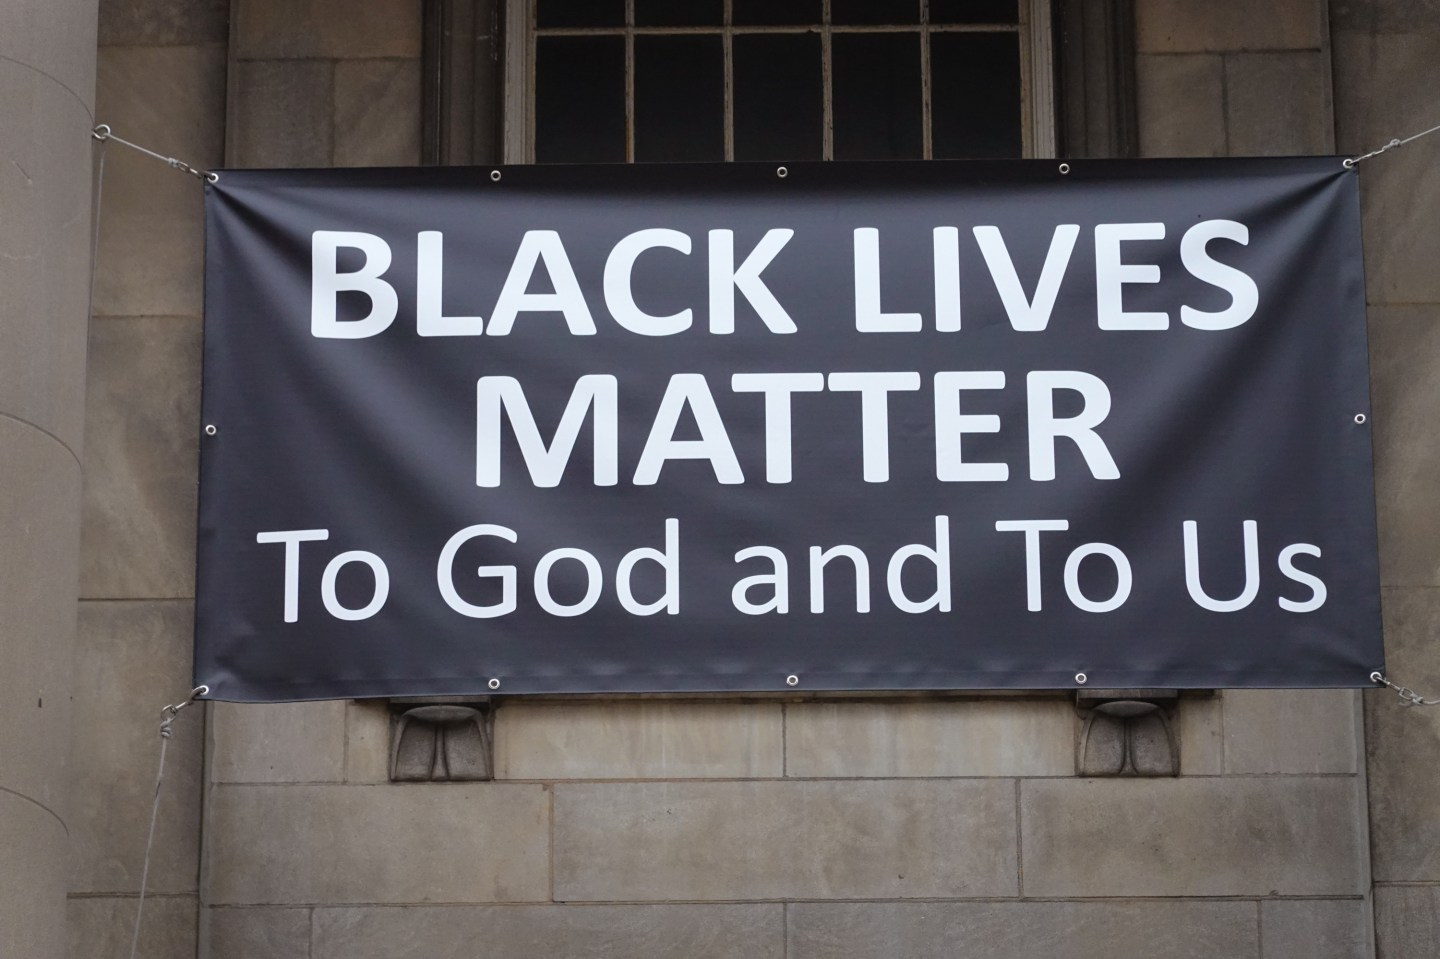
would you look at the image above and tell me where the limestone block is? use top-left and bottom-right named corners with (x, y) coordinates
top-left (1020, 777), bottom-right (1366, 896)
top-left (787, 900), bottom-right (1259, 959)
top-left (1332, 0), bottom-right (1440, 34)
top-left (1137, 0), bottom-right (1324, 53)
top-left (1260, 899), bottom-right (1369, 959)
top-left (1136, 54), bottom-right (1226, 157)
top-left (0, 793), bottom-right (68, 959)
top-left (1375, 884), bottom-right (1440, 959)
top-left (312, 904), bottom-right (784, 959)
top-left (1225, 53), bottom-right (1333, 156)
top-left (94, 44), bottom-right (226, 318)
top-left (0, 61), bottom-right (96, 450)
top-left (553, 780), bottom-right (1017, 901)
top-left (0, 420), bottom-right (81, 815)
top-left (334, 59), bottom-right (422, 167)
top-left (495, 702), bottom-right (783, 780)
top-left (99, 0), bottom-right (228, 46)
top-left (211, 701), bottom-right (347, 783)
top-left (228, 60), bottom-right (334, 168)
top-left (1366, 306), bottom-right (1440, 586)
top-left (206, 906), bottom-right (311, 959)
top-left (1177, 695), bottom-right (1222, 775)
top-left (345, 700), bottom-right (393, 783)
top-left (67, 896), bottom-right (196, 959)
top-left (207, 783), bottom-right (549, 903)
top-left (80, 316), bottom-right (201, 599)
top-left (1368, 587), bottom-right (1440, 881)
top-left (785, 699), bottom-right (1073, 778)
top-left (1334, 32), bottom-right (1440, 304)
top-left (69, 601), bottom-right (202, 895)
top-left (234, 0), bottom-right (422, 59)
top-left (1222, 690), bottom-right (1359, 774)
top-left (0, 0), bottom-right (99, 110)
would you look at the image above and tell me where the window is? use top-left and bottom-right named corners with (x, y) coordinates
top-left (503, 0), bottom-right (1055, 163)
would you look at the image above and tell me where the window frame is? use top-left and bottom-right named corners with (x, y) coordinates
top-left (502, 0), bottom-right (1056, 163)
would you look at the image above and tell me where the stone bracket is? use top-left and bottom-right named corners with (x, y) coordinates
top-left (1076, 688), bottom-right (1179, 777)
top-left (389, 701), bottom-right (493, 781)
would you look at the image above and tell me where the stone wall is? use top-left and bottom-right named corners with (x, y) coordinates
top-left (69, 0), bottom-right (1440, 956)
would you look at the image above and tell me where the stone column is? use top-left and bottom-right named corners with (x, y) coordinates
top-left (0, 1), bottom-right (98, 957)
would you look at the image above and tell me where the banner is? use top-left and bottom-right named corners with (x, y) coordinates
top-left (197, 158), bottom-right (1381, 701)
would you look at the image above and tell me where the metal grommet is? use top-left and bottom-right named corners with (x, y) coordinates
top-left (1075, 672), bottom-right (1088, 685)
top-left (1354, 413), bottom-right (1367, 425)
top-left (1370, 671), bottom-right (1385, 684)
top-left (785, 674), bottom-right (799, 687)
top-left (1343, 158), bottom-right (1356, 169)
top-left (204, 424), bottom-right (217, 436)
top-left (1058, 162), bottom-right (1071, 175)
top-left (487, 678), bottom-right (501, 690)
top-left (490, 169), bottom-right (502, 182)
top-left (92, 123), bottom-right (111, 141)
top-left (207, 171), bottom-right (220, 184)
top-left (776, 166), bottom-right (788, 179)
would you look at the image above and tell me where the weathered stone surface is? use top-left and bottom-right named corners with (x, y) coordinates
top-left (1136, 54), bottom-right (1226, 157)
top-left (229, 60), bottom-right (333, 168)
top-left (787, 900), bottom-right (1259, 959)
top-left (0, 420), bottom-right (81, 815)
top-left (1334, 32), bottom-right (1440, 305)
top-left (1260, 899), bottom-right (1369, 959)
top-left (553, 780), bottom-right (1016, 901)
top-left (211, 701), bottom-right (346, 784)
top-left (1178, 695), bottom-right (1222, 775)
top-left (80, 316), bottom-right (201, 599)
top-left (69, 601), bottom-right (202, 895)
top-left (495, 702), bottom-right (783, 780)
top-left (206, 906), bottom-right (311, 959)
top-left (0, 792), bottom-right (69, 959)
top-left (207, 784), bottom-right (549, 904)
top-left (1020, 778), bottom-right (1366, 896)
top-left (67, 895), bottom-right (196, 959)
top-left (1332, 0), bottom-right (1440, 34)
top-left (391, 705), bottom-right (492, 781)
top-left (1223, 690), bottom-right (1359, 774)
top-left (1375, 884), bottom-right (1440, 959)
top-left (1225, 53), bottom-right (1333, 155)
top-left (99, 0), bottom-right (229, 46)
top-left (1367, 307), bottom-right (1440, 586)
top-left (0, 0), bottom-right (99, 111)
top-left (234, 0), bottom-right (422, 59)
top-left (312, 904), bottom-right (784, 959)
top-left (785, 700), bottom-right (1072, 778)
top-left (1137, 0), bottom-right (1323, 53)
top-left (94, 44), bottom-right (226, 318)
top-left (345, 700), bottom-right (392, 783)
top-left (1368, 588), bottom-right (1440, 882)
top-left (334, 59), bottom-right (422, 167)
top-left (0, 61), bottom-right (96, 450)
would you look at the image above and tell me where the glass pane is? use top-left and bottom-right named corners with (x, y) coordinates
top-left (832, 32), bottom-right (923, 159)
top-left (537, 0), bottom-right (624, 28)
top-left (734, 34), bottom-right (823, 161)
top-left (931, 31), bottom-right (1022, 158)
top-left (635, 0), bottom-right (724, 26)
top-left (635, 36), bottom-right (725, 161)
top-left (535, 37), bottom-right (626, 162)
top-left (732, 0), bottom-right (821, 25)
top-left (930, 0), bottom-right (1018, 24)
top-left (831, 0), bottom-right (919, 25)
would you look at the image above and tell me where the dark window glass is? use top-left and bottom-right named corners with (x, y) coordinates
top-left (734, 34), bottom-right (823, 161)
top-left (832, 32), bottom-right (922, 159)
top-left (930, 0), bottom-right (1018, 24)
top-left (732, 0), bottom-right (821, 25)
top-left (635, 0), bottom-right (724, 26)
top-left (831, 0), bottom-right (919, 25)
top-left (931, 31), bottom-right (1022, 157)
top-left (635, 36), bottom-right (725, 161)
top-left (536, 37), bottom-right (626, 162)
top-left (537, 0), bottom-right (624, 29)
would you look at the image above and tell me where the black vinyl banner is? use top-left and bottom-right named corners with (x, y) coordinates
top-left (198, 158), bottom-right (1382, 702)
